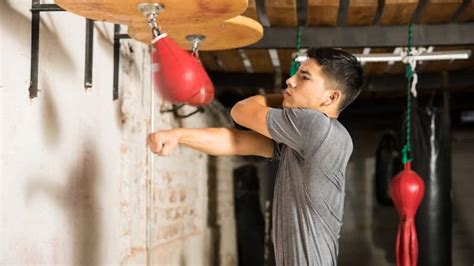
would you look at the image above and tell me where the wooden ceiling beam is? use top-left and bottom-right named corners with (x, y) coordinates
top-left (307, 0), bottom-right (340, 26)
top-left (420, 0), bottom-right (463, 23)
top-left (451, 0), bottom-right (472, 22)
top-left (347, 0), bottom-right (379, 26)
top-left (296, 0), bottom-right (309, 25)
top-left (248, 23), bottom-right (474, 48)
top-left (265, 0), bottom-right (298, 26)
top-left (244, 49), bottom-right (274, 73)
top-left (380, 0), bottom-right (419, 24)
top-left (411, 0), bottom-right (428, 23)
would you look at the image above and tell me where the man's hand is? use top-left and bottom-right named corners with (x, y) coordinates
top-left (147, 130), bottom-right (180, 156)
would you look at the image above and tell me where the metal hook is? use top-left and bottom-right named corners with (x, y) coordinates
top-left (186, 34), bottom-right (205, 56)
top-left (137, 3), bottom-right (165, 38)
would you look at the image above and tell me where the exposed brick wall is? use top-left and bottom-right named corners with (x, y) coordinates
top-left (118, 44), bottom-right (237, 264)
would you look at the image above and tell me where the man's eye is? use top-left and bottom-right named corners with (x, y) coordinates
top-left (302, 76), bottom-right (310, 80)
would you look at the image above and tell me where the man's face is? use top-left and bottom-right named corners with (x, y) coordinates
top-left (282, 59), bottom-right (331, 110)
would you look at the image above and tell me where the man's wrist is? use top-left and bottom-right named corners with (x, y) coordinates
top-left (174, 128), bottom-right (185, 144)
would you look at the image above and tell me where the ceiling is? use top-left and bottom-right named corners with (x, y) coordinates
top-left (199, 0), bottom-right (474, 129)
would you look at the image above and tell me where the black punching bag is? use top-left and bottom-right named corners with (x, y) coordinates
top-left (233, 164), bottom-right (264, 266)
top-left (411, 93), bottom-right (452, 266)
top-left (375, 132), bottom-right (402, 206)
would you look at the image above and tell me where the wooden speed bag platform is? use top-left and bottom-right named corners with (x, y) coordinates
top-left (54, 0), bottom-right (248, 25)
top-left (128, 15), bottom-right (263, 50)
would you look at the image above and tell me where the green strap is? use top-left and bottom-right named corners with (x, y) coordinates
top-left (402, 24), bottom-right (413, 164)
top-left (289, 26), bottom-right (302, 76)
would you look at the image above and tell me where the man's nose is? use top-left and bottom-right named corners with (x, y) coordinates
top-left (286, 76), bottom-right (296, 88)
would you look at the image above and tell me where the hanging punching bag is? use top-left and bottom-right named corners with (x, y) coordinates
top-left (390, 162), bottom-right (425, 266)
top-left (233, 164), bottom-right (264, 266)
top-left (375, 132), bottom-right (402, 206)
top-left (152, 33), bottom-right (214, 106)
top-left (411, 94), bottom-right (452, 266)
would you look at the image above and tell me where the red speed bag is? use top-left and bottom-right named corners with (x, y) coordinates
top-left (389, 162), bottom-right (425, 266)
top-left (152, 34), bottom-right (214, 106)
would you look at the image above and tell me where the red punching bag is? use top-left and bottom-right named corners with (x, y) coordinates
top-left (390, 162), bottom-right (425, 266)
top-left (152, 33), bottom-right (214, 106)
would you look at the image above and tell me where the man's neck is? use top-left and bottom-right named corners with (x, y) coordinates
top-left (310, 106), bottom-right (338, 119)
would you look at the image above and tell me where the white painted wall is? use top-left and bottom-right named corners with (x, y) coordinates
top-left (1, 1), bottom-right (236, 264)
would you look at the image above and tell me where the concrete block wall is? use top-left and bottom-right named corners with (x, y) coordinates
top-left (1, 1), bottom-right (236, 264)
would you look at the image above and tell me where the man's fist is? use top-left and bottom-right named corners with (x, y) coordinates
top-left (147, 130), bottom-right (180, 156)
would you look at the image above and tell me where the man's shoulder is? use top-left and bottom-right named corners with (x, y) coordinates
top-left (284, 108), bottom-right (331, 127)
top-left (326, 120), bottom-right (353, 154)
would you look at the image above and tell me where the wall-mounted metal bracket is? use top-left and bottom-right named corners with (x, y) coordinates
top-left (112, 25), bottom-right (131, 100)
top-left (29, 1), bottom-right (64, 98)
top-left (29, 1), bottom-right (95, 98)
top-left (84, 19), bottom-right (94, 89)
top-left (113, 24), bottom-right (120, 100)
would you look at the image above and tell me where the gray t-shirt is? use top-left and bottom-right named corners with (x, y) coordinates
top-left (266, 107), bottom-right (353, 266)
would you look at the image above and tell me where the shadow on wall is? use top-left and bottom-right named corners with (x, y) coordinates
top-left (41, 81), bottom-right (61, 148)
top-left (207, 156), bottom-right (220, 266)
top-left (1, 1), bottom-right (76, 79)
top-left (25, 140), bottom-right (102, 266)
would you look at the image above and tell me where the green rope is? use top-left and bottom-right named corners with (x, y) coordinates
top-left (289, 26), bottom-right (302, 76)
top-left (402, 24), bottom-right (414, 164)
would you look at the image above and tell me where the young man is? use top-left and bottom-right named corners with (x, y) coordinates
top-left (147, 48), bottom-right (363, 265)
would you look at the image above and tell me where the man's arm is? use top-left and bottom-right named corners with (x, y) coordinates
top-left (147, 128), bottom-right (273, 158)
top-left (230, 94), bottom-right (283, 138)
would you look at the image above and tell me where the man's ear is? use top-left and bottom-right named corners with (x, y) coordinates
top-left (323, 90), bottom-right (341, 106)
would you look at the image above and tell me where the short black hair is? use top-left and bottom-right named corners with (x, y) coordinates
top-left (306, 48), bottom-right (363, 112)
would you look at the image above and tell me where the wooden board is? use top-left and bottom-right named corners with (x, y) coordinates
top-left (128, 16), bottom-right (263, 50)
top-left (214, 50), bottom-right (246, 72)
top-left (245, 49), bottom-right (274, 73)
top-left (307, 0), bottom-right (340, 26)
top-left (420, 0), bottom-right (463, 23)
top-left (265, 0), bottom-right (297, 26)
top-left (347, 0), bottom-right (378, 26)
top-left (380, 0), bottom-right (418, 25)
top-left (55, 0), bottom-right (247, 25)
